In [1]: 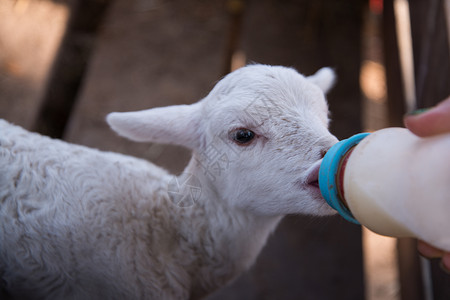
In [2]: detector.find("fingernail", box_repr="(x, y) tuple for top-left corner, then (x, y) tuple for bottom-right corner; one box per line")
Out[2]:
(439, 261), (450, 275)
(407, 107), (433, 116)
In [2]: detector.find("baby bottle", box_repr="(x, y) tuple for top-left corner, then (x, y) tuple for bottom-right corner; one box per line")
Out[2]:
(319, 127), (450, 251)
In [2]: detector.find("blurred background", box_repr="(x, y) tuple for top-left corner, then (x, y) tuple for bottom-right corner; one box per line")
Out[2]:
(0, 0), (449, 299)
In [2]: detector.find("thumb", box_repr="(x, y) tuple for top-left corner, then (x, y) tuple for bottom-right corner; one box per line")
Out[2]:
(404, 96), (450, 137)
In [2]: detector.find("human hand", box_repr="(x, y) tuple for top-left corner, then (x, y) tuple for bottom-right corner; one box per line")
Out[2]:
(417, 240), (450, 272)
(404, 96), (450, 137)
(404, 96), (450, 272)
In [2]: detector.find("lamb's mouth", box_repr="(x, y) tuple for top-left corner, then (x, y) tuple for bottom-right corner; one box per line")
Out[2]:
(305, 160), (322, 190)
(308, 179), (320, 188)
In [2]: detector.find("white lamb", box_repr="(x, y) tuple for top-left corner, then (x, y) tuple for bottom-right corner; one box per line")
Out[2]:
(0, 64), (338, 300)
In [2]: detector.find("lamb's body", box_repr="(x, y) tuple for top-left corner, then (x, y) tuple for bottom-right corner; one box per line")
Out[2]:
(0, 65), (339, 299)
(0, 120), (278, 299)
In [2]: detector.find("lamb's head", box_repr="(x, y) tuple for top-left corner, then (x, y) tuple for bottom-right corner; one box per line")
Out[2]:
(107, 64), (338, 217)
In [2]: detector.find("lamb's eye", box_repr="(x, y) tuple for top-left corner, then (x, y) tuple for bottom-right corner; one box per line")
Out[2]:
(230, 128), (255, 145)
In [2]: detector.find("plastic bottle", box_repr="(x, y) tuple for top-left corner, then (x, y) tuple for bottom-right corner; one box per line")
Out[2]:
(319, 127), (450, 251)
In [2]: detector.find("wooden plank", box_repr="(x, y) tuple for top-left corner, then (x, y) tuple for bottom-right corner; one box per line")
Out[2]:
(430, 259), (450, 300)
(396, 238), (424, 300)
(383, 0), (407, 127)
(33, 0), (112, 138)
(208, 0), (365, 299)
(0, 0), (68, 129)
(64, 0), (229, 174)
(409, 0), (450, 108)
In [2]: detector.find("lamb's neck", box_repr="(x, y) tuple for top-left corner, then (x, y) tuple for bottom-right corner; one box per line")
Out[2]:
(178, 156), (283, 274)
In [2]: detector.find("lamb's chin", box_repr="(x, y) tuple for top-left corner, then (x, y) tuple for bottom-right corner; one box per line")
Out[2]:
(314, 204), (338, 216)
(302, 185), (337, 216)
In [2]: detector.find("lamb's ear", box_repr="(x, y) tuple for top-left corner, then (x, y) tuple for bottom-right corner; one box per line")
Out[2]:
(307, 67), (336, 94)
(106, 103), (201, 150)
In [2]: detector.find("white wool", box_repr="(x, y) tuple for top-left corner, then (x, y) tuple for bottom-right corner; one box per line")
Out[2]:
(0, 64), (338, 299)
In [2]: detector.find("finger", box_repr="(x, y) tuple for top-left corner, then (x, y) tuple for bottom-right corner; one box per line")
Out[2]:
(442, 254), (450, 273)
(417, 240), (445, 258)
(404, 96), (450, 137)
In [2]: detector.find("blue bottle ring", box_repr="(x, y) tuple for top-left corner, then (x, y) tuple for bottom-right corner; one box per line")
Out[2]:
(319, 133), (370, 224)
